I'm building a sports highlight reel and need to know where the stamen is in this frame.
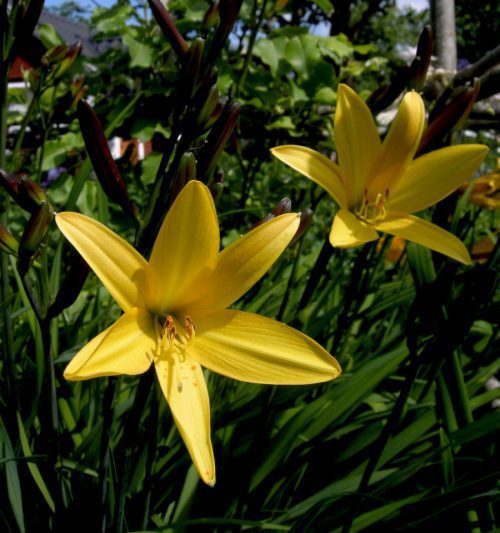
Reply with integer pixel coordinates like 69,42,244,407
354,188,388,224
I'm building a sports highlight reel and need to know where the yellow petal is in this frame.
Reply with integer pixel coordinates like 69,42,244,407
329,208,379,248
56,212,147,312
335,84,381,206
376,212,471,264
271,145,347,208
368,91,425,196
155,355,215,486
388,144,488,213
191,309,341,384
187,213,300,311
146,181,219,314
64,308,156,380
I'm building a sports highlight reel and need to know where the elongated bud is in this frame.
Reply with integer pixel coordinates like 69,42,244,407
291,208,313,244
366,66,409,114
42,45,68,68
409,26,433,91
54,42,83,78
180,38,205,97
0,169,44,212
198,102,241,180
207,0,243,63
272,197,292,216
203,1,220,30
77,100,137,219
417,83,479,155
18,201,53,271
48,253,89,317
252,198,292,229
148,0,188,56
196,84,219,129
171,152,197,200
453,78,480,132
0,224,19,256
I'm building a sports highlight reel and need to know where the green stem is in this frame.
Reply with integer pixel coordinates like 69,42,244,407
277,238,304,321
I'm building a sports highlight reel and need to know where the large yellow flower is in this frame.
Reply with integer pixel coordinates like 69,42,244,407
271,84,488,264
56,180,340,486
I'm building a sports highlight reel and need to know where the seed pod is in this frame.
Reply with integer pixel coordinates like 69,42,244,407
48,252,90,317
77,100,137,220
197,102,241,180
148,0,188,56
0,224,19,256
409,26,433,91
18,201,53,271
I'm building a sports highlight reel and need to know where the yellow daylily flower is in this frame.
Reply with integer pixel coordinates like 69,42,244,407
271,84,489,264
56,180,341,486
459,165,500,210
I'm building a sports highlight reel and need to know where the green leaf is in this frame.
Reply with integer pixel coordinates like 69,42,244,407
37,23,64,48
16,413,55,512
123,33,154,68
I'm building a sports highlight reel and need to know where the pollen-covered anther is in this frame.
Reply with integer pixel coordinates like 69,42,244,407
355,190,388,225
184,315,196,340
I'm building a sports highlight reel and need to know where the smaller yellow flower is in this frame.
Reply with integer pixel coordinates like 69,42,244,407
459,165,500,210
56,181,341,486
271,84,489,264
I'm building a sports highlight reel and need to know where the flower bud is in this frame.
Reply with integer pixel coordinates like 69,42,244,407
148,0,188,56
291,208,313,244
171,152,197,200
48,252,90,317
15,0,45,40
77,100,137,220
272,197,292,216
42,45,68,68
207,0,243,63
179,38,205,100
0,224,19,256
366,66,409,114
417,82,479,155
202,1,220,30
409,26,433,91
18,201,53,271
0,169,44,212
195,84,219,129
53,42,83,78
197,102,241,180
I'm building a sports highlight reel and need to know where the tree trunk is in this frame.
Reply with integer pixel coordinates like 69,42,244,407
432,0,457,71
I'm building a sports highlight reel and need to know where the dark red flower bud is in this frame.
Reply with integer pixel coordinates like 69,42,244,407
0,169,45,212
148,0,188,56
409,26,433,91
18,201,53,271
202,1,220,30
291,208,313,244
77,100,137,219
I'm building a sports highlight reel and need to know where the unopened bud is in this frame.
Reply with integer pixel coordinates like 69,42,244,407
197,102,241,180
49,252,90,317
148,0,188,56
409,26,433,91
272,197,292,216
18,201,53,271
202,1,220,30
417,83,479,155
42,45,67,68
195,84,219,129
207,0,243,63
171,152,197,200
77,100,137,219
366,66,409,114
54,42,83,78
180,38,205,97
0,224,19,256
0,169,44,212
210,180,224,204
19,175,46,206
291,208,313,244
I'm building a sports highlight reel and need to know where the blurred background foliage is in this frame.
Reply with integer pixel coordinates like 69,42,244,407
0,0,498,531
